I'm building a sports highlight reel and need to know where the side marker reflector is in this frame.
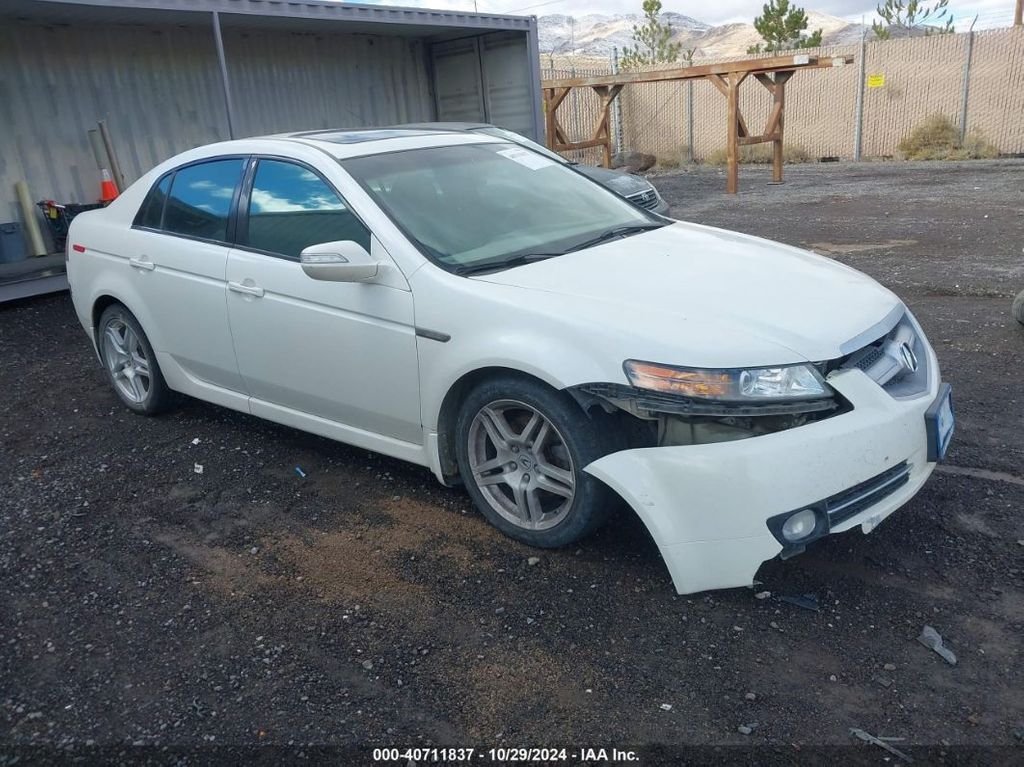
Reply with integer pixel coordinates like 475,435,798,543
72,244,86,253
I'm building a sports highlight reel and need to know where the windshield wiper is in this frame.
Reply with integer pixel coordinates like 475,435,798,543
567,222,666,253
451,222,667,276
453,253,559,277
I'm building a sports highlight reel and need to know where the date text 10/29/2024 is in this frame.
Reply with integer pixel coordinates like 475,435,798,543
373,747,640,763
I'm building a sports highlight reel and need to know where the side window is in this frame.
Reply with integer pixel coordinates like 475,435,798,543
134,174,171,229
245,159,371,259
163,159,245,243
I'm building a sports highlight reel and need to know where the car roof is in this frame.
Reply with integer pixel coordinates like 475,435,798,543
391,122,492,132
269,127,502,158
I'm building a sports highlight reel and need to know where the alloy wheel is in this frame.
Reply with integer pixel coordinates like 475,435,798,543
101,318,152,404
467,399,576,530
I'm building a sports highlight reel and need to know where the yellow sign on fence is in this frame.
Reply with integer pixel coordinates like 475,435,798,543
867,74,886,88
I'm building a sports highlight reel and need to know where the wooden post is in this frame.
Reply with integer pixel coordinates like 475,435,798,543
543,87,571,151
771,71,792,183
590,84,623,167
726,71,741,194
544,88,555,150
541,54,852,191
602,102,612,168
592,86,612,167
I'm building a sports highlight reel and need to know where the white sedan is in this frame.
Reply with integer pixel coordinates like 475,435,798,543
67,128,954,594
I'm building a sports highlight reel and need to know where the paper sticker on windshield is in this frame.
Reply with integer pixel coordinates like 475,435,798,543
496,147,555,170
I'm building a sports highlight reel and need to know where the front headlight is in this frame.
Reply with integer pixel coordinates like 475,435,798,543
624,360,829,401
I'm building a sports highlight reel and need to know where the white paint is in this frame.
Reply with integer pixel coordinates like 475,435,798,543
68,130,942,594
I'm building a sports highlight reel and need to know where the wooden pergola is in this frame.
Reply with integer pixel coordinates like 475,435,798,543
542,53,853,193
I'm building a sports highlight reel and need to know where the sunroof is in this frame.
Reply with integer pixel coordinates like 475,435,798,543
294,129,438,144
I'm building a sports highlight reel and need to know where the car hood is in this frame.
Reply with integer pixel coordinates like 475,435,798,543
575,165,652,196
472,221,901,366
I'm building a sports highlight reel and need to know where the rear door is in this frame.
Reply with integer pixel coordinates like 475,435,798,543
128,157,248,396
224,157,421,444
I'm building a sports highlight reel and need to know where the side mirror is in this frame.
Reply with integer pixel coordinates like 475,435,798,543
300,241,379,282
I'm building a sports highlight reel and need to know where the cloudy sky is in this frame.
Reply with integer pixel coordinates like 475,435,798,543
364,0,1017,30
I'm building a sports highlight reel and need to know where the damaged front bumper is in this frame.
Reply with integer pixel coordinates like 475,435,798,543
583,368,940,595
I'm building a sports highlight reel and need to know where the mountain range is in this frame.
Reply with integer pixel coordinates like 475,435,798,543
538,11,867,61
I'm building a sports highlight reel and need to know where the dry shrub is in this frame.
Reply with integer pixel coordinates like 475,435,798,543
654,145,691,169
898,113,1000,160
704,143,810,165
959,129,1001,159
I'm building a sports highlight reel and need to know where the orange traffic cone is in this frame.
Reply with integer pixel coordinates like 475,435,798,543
99,167,119,202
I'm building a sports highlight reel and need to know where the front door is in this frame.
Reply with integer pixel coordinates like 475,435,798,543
225,158,421,445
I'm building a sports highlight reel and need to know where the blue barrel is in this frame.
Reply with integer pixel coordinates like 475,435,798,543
0,222,27,263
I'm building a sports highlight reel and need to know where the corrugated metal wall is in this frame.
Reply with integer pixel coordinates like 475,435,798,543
223,28,433,136
480,31,537,138
0,19,434,225
430,31,538,138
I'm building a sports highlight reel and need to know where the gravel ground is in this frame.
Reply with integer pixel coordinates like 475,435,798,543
1,159,1023,760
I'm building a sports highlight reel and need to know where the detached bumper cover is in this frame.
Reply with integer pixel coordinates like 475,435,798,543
584,368,937,594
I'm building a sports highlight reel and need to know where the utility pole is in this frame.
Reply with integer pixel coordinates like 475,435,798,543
958,16,977,145
854,18,866,161
1015,0,1022,26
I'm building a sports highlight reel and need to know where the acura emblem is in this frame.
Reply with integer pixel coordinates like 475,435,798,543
899,342,919,373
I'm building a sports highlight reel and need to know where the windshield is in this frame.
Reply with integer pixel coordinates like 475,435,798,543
474,126,570,165
342,142,660,272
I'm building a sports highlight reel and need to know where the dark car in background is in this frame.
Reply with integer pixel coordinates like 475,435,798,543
398,122,670,216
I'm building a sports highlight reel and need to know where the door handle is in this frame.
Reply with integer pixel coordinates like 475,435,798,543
228,281,264,298
128,256,156,271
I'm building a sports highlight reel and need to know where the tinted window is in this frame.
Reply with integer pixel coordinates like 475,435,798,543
342,143,653,269
163,159,244,242
245,159,370,258
135,175,171,229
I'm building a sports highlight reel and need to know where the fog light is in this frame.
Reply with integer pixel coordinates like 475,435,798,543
781,509,817,541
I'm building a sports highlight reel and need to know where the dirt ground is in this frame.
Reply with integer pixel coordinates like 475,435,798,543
2,159,1023,760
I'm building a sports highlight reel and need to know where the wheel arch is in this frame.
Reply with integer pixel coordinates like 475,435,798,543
432,365,614,482
434,366,544,480
91,294,125,339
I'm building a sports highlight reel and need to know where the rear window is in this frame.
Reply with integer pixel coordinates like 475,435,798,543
134,175,171,229
162,159,245,243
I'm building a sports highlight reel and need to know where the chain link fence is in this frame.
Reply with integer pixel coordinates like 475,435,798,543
543,25,1024,164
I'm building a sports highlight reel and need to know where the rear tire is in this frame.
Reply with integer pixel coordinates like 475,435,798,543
97,303,175,416
455,375,619,548
1013,289,1024,326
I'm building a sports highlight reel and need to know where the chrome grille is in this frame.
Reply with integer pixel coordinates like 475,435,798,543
627,188,659,210
853,346,884,372
841,312,930,398
824,462,912,526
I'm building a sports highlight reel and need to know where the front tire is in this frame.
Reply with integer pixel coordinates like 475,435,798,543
97,304,175,415
455,376,619,548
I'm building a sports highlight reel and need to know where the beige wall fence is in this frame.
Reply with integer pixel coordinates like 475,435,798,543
542,25,1024,164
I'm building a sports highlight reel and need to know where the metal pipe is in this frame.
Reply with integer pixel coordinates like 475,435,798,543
853,26,866,162
15,181,47,256
959,24,976,145
526,19,545,144
97,120,125,192
212,11,237,139
686,80,694,163
87,129,106,172
611,47,623,155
